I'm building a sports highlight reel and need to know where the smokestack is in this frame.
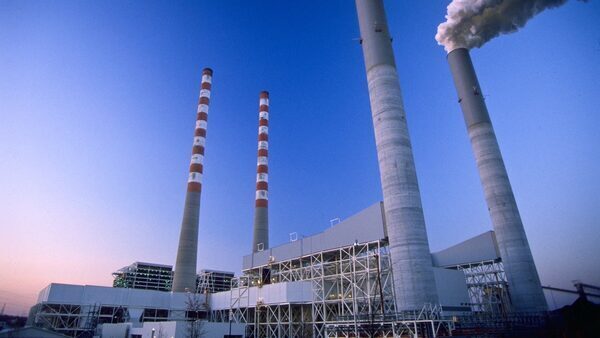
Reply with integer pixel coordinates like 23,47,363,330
172,68,213,293
252,91,269,252
355,0,439,310
447,48,547,312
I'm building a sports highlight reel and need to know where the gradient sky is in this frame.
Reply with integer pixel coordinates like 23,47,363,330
1,1,598,315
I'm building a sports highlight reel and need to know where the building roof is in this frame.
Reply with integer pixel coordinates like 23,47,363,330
243,202,386,270
36,283,205,311
115,262,173,272
0,326,70,338
198,269,234,275
431,230,500,267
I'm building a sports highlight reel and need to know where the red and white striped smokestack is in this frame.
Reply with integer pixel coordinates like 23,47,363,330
251,91,269,252
172,68,213,293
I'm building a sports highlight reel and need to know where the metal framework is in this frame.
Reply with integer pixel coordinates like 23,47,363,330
446,260,511,314
112,262,233,296
451,311,549,336
112,262,173,292
330,304,453,338
30,303,87,337
30,303,133,338
30,302,198,338
211,239,454,337
196,269,234,294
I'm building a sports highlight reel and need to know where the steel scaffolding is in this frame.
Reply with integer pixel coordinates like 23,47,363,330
446,260,511,314
112,262,173,292
213,239,455,337
30,302,197,337
330,304,453,337
196,269,234,294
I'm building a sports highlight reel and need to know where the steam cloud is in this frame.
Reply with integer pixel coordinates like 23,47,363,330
436,0,577,53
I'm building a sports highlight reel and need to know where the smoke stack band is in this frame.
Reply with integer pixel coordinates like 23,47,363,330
252,91,270,252
447,48,547,312
355,0,439,311
172,68,213,293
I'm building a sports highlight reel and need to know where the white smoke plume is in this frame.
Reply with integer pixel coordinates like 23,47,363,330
436,0,578,53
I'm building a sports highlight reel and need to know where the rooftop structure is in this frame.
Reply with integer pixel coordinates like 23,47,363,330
196,269,235,295
111,263,234,296
112,262,173,292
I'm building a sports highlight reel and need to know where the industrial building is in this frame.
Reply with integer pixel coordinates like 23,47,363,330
27,202,522,337
112,262,174,293
25,0,560,336
27,283,245,338
196,270,235,295
209,203,476,337
111,262,233,296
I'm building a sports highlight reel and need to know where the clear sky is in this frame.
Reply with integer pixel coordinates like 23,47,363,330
1,1,598,315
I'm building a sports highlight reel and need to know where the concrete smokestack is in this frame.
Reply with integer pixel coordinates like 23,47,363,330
447,48,547,312
172,68,213,293
355,0,438,310
252,91,269,252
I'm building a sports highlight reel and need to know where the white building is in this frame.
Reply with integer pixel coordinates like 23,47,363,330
28,203,509,337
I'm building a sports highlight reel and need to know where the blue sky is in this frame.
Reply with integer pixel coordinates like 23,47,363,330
0,1,598,315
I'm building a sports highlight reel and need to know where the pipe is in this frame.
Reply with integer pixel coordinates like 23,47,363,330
355,0,439,310
172,68,213,292
252,91,270,252
447,48,547,312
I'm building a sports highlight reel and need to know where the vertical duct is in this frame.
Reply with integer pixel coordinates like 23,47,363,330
447,48,547,312
172,68,213,293
252,91,270,252
355,0,439,310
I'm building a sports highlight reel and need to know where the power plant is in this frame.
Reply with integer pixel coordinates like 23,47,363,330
21,1,592,337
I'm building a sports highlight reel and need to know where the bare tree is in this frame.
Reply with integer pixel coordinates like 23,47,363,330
186,293,207,338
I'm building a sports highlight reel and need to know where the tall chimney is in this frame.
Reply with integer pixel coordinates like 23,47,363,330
355,0,439,310
252,91,270,252
447,48,547,312
172,68,213,293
